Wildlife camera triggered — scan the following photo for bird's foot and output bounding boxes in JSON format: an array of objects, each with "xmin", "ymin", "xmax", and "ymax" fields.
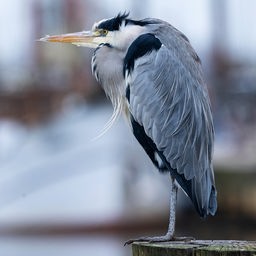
[{"xmin": 124, "ymin": 234, "xmax": 194, "ymax": 246}]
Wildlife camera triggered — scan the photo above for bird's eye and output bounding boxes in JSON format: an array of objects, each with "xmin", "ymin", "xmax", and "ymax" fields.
[{"xmin": 101, "ymin": 30, "xmax": 108, "ymax": 36}]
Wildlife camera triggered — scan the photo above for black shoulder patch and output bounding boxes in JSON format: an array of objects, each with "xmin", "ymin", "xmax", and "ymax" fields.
[
  {"xmin": 129, "ymin": 114, "xmax": 207, "ymax": 216},
  {"xmin": 130, "ymin": 115, "xmax": 165, "ymax": 171},
  {"xmin": 125, "ymin": 85, "xmax": 130, "ymax": 103},
  {"xmin": 123, "ymin": 33, "xmax": 162, "ymax": 76},
  {"xmin": 98, "ymin": 13, "xmax": 129, "ymax": 31}
]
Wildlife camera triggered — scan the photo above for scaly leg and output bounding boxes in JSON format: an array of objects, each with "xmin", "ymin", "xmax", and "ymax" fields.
[{"xmin": 125, "ymin": 175, "xmax": 192, "ymax": 245}]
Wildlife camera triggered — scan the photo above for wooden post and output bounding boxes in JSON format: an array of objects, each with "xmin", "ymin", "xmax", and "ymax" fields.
[{"xmin": 132, "ymin": 240, "xmax": 256, "ymax": 256}]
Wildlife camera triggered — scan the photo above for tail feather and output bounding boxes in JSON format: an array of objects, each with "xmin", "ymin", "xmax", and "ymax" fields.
[
  {"xmin": 162, "ymin": 154, "xmax": 217, "ymax": 217},
  {"xmin": 208, "ymin": 186, "xmax": 217, "ymax": 215}
]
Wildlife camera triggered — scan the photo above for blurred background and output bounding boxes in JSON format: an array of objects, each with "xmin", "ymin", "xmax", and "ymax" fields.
[{"xmin": 0, "ymin": 0, "xmax": 256, "ymax": 255}]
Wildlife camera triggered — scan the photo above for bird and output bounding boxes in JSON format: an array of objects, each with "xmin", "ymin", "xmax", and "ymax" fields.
[{"xmin": 40, "ymin": 13, "xmax": 217, "ymax": 244}]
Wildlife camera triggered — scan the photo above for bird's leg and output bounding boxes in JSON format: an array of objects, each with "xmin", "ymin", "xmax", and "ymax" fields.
[
  {"xmin": 165, "ymin": 174, "xmax": 177, "ymax": 238},
  {"xmin": 125, "ymin": 175, "xmax": 192, "ymax": 245}
]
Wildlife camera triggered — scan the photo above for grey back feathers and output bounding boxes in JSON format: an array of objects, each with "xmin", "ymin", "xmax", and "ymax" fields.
[{"xmin": 92, "ymin": 15, "xmax": 217, "ymax": 217}]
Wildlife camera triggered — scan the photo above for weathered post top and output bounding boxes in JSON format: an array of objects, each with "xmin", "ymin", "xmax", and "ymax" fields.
[{"xmin": 132, "ymin": 240, "xmax": 256, "ymax": 256}]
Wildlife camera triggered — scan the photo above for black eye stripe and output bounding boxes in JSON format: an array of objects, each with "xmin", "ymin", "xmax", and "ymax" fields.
[
  {"xmin": 97, "ymin": 13, "xmax": 155, "ymax": 32},
  {"xmin": 98, "ymin": 13, "xmax": 129, "ymax": 31}
]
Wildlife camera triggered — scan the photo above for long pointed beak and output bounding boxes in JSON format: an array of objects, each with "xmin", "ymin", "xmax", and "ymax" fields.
[{"xmin": 39, "ymin": 31, "xmax": 103, "ymax": 48}]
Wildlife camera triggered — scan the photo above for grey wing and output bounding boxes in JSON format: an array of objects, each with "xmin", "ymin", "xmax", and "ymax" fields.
[{"xmin": 127, "ymin": 45, "xmax": 217, "ymax": 217}]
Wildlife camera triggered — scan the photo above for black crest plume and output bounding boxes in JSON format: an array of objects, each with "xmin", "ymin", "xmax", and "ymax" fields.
[{"xmin": 98, "ymin": 12, "xmax": 129, "ymax": 31}]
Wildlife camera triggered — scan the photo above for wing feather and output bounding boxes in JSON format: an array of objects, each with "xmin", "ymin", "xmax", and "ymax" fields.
[{"xmin": 127, "ymin": 43, "xmax": 216, "ymax": 216}]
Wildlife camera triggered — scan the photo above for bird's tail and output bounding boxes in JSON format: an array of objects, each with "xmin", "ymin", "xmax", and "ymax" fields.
[
  {"xmin": 208, "ymin": 186, "xmax": 217, "ymax": 216},
  {"xmin": 190, "ymin": 168, "xmax": 217, "ymax": 218}
]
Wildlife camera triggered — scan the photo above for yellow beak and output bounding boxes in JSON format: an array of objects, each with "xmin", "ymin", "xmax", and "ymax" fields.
[{"xmin": 39, "ymin": 31, "xmax": 105, "ymax": 48}]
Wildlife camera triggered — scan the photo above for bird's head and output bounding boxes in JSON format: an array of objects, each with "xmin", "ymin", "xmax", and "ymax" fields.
[{"xmin": 39, "ymin": 13, "xmax": 149, "ymax": 51}]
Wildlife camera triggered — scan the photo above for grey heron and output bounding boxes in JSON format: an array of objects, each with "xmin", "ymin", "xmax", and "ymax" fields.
[{"xmin": 40, "ymin": 13, "xmax": 217, "ymax": 244}]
